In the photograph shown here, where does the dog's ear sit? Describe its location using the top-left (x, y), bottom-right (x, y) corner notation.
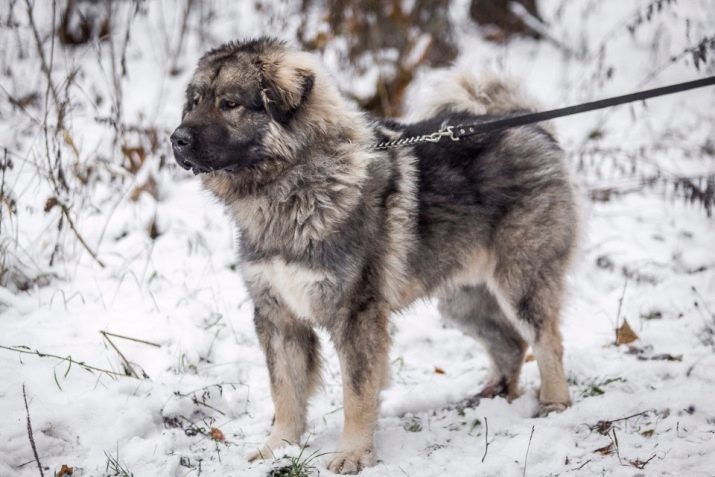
top-left (259, 59), bottom-right (315, 124)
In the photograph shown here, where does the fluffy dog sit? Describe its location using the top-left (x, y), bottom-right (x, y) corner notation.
top-left (171, 37), bottom-right (578, 474)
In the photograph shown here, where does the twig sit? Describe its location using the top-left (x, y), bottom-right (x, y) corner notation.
top-left (509, 2), bottom-right (579, 58)
top-left (481, 416), bottom-right (490, 463)
top-left (26, 0), bottom-right (105, 269)
top-left (61, 203), bottom-right (105, 268)
top-left (1, 344), bottom-right (133, 379)
top-left (692, 285), bottom-right (714, 318)
top-left (22, 384), bottom-right (45, 477)
top-left (101, 330), bottom-right (161, 348)
top-left (631, 453), bottom-right (657, 470)
top-left (169, 0), bottom-right (196, 75)
top-left (100, 331), bottom-right (141, 379)
top-left (571, 459), bottom-right (592, 471)
top-left (523, 425), bottom-right (535, 477)
top-left (611, 427), bottom-right (622, 465)
top-left (0, 148), bottom-right (8, 237)
top-left (24, 0), bottom-right (61, 109)
top-left (609, 409), bottom-right (653, 424)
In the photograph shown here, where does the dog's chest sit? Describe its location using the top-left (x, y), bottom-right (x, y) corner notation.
top-left (243, 258), bottom-right (332, 320)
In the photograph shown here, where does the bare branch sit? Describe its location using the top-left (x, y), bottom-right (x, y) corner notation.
top-left (1, 344), bottom-right (133, 379)
top-left (22, 384), bottom-right (45, 477)
top-left (481, 416), bottom-right (490, 463)
top-left (523, 425), bottom-right (535, 477)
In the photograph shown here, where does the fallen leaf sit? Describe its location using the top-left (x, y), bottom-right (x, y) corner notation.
top-left (44, 196), bottom-right (59, 213)
top-left (434, 367), bottom-right (446, 374)
top-left (57, 464), bottom-right (74, 476)
top-left (594, 442), bottom-right (614, 455)
top-left (524, 354), bottom-right (536, 362)
top-left (210, 427), bottom-right (225, 442)
top-left (616, 319), bottom-right (639, 345)
top-left (641, 429), bottom-right (654, 438)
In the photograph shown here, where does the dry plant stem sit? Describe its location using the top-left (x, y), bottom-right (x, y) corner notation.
top-left (107, 0), bottom-right (139, 146)
top-left (612, 427), bottom-right (623, 465)
top-left (169, 0), bottom-right (195, 74)
top-left (509, 2), bottom-right (578, 58)
top-left (26, 0), bottom-right (105, 268)
top-left (523, 425), bottom-right (535, 477)
top-left (573, 458), bottom-right (592, 471)
top-left (24, 0), bottom-right (61, 110)
top-left (22, 384), bottom-right (45, 477)
top-left (609, 409), bottom-right (654, 424)
top-left (101, 330), bottom-right (161, 348)
top-left (481, 416), bottom-right (490, 463)
top-left (100, 331), bottom-right (141, 378)
top-left (61, 203), bottom-right (106, 268)
top-left (0, 148), bottom-right (7, 237)
top-left (0, 345), bottom-right (134, 379)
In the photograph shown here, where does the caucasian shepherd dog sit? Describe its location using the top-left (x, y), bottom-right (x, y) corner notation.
top-left (171, 37), bottom-right (578, 473)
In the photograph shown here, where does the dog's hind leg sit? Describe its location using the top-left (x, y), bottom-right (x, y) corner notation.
top-left (327, 300), bottom-right (391, 475)
top-left (490, 255), bottom-right (572, 416)
top-left (439, 285), bottom-right (527, 403)
top-left (247, 302), bottom-right (322, 461)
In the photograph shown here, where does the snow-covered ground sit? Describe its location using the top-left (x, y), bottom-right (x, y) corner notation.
top-left (1, 1), bottom-right (714, 475)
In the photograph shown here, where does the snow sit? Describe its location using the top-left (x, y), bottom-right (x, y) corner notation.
top-left (1, 0), bottom-right (714, 476)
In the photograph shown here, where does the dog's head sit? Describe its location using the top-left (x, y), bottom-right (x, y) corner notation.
top-left (171, 38), bottom-right (315, 175)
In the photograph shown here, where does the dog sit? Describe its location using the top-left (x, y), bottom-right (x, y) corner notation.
top-left (171, 37), bottom-right (579, 474)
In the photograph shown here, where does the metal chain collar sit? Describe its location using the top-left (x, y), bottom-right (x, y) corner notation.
top-left (372, 125), bottom-right (462, 150)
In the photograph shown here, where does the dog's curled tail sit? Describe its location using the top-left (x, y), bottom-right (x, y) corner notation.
top-left (406, 70), bottom-right (537, 121)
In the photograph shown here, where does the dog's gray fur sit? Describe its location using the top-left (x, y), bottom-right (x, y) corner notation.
top-left (171, 38), bottom-right (579, 474)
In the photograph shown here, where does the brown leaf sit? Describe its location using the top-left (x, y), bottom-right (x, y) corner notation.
top-left (524, 353), bottom-right (536, 362)
top-left (44, 196), bottom-right (59, 213)
top-left (210, 427), bottom-right (225, 442)
top-left (641, 429), bottom-right (654, 438)
top-left (616, 319), bottom-right (639, 345)
top-left (57, 464), bottom-right (74, 476)
top-left (594, 442), bottom-right (614, 455)
top-left (434, 367), bottom-right (446, 375)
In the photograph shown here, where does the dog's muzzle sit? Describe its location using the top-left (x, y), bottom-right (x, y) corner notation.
top-left (170, 127), bottom-right (212, 174)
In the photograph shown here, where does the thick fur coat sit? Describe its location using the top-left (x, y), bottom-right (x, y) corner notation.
top-left (171, 38), bottom-right (579, 474)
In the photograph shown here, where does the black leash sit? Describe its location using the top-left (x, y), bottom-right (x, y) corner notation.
top-left (372, 76), bottom-right (715, 150)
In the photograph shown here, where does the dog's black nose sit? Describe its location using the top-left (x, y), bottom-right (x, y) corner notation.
top-left (170, 127), bottom-right (193, 149)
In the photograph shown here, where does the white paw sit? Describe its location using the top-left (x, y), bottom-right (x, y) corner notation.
top-left (327, 446), bottom-right (376, 474)
top-left (245, 433), bottom-right (296, 462)
top-left (246, 446), bottom-right (273, 462)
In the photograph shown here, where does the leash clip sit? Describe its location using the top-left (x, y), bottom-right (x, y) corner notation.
top-left (425, 125), bottom-right (460, 143)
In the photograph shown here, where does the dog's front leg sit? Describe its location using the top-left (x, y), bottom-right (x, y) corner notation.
top-left (247, 301), bottom-right (321, 462)
top-left (328, 301), bottom-right (390, 474)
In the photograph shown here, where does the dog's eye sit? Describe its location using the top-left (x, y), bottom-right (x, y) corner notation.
top-left (192, 96), bottom-right (200, 107)
top-left (220, 100), bottom-right (239, 111)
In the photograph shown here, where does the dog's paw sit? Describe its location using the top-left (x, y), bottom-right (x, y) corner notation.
top-left (538, 401), bottom-right (569, 417)
top-left (246, 433), bottom-right (296, 462)
top-left (478, 377), bottom-right (509, 399)
top-left (246, 445), bottom-right (274, 463)
top-left (327, 447), bottom-right (376, 474)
